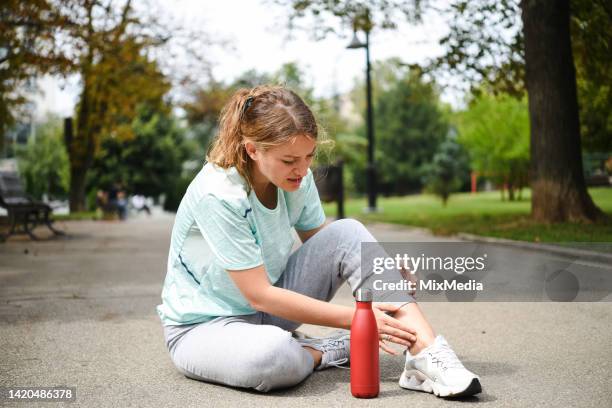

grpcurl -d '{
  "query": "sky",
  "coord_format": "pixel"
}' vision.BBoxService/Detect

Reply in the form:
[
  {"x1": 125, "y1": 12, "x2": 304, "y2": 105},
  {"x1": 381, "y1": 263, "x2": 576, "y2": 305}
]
[{"x1": 36, "y1": 0, "x2": 461, "y2": 120}]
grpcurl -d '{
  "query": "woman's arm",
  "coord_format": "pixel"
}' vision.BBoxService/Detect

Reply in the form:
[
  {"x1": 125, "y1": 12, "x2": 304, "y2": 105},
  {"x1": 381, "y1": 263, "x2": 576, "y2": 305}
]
[
  {"x1": 227, "y1": 265, "x2": 417, "y2": 349},
  {"x1": 228, "y1": 265, "x2": 353, "y2": 329}
]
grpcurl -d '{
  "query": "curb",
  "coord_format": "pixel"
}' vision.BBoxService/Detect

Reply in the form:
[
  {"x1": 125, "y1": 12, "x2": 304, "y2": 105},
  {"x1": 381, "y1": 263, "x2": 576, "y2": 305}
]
[{"x1": 456, "y1": 232, "x2": 612, "y2": 264}]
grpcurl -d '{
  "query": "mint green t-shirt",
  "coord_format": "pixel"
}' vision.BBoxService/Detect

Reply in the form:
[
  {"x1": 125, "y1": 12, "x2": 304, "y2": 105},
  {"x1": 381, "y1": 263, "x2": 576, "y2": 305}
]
[{"x1": 156, "y1": 163, "x2": 326, "y2": 326}]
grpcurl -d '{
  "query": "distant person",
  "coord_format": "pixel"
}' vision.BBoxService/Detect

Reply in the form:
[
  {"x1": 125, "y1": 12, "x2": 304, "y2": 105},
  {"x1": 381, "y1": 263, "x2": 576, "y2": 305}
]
[
  {"x1": 131, "y1": 194, "x2": 151, "y2": 216},
  {"x1": 156, "y1": 85, "x2": 482, "y2": 396},
  {"x1": 108, "y1": 183, "x2": 127, "y2": 220},
  {"x1": 116, "y1": 189, "x2": 127, "y2": 220}
]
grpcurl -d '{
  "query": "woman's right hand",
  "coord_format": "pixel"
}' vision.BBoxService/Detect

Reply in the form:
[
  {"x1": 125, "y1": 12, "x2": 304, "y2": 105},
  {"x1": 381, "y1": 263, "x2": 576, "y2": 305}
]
[{"x1": 372, "y1": 303, "x2": 417, "y2": 355}]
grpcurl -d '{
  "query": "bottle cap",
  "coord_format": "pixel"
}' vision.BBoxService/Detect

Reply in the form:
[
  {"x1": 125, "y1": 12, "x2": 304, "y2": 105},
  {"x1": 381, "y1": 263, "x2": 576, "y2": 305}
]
[{"x1": 355, "y1": 288, "x2": 373, "y2": 302}]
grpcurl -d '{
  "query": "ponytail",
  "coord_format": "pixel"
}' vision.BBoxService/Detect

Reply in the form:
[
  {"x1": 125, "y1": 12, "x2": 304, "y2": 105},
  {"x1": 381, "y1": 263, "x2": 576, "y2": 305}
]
[{"x1": 207, "y1": 88, "x2": 253, "y2": 186}]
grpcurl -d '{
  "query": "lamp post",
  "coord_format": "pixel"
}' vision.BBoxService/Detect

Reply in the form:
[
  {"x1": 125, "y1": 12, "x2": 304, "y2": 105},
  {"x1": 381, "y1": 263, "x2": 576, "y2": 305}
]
[{"x1": 347, "y1": 30, "x2": 377, "y2": 212}]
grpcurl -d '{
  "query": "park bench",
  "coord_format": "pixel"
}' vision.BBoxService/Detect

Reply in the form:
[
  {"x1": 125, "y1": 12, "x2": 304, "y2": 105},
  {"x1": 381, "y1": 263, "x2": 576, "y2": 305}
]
[
  {"x1": 312, "y1": 162, "x2": 345, "y2": 219},
  {"x1": 0, "y1": 171, "x2": 64, "y2": 241}
]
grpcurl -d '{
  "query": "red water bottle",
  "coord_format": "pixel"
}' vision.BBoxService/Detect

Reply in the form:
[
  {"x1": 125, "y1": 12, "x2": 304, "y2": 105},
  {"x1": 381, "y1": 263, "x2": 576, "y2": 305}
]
[{"x1": 350, "y1": 288, "x2": 379, "y2": 398}]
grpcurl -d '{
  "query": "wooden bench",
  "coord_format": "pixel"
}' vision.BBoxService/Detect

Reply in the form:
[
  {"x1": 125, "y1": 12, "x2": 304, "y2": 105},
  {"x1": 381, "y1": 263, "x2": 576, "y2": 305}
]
[
  {"x1": 312, "y1": 162, "x2": 345, "y2": 219},
  {"x1": 0, "y1": 171, "x2": 64, "y2": 241}
]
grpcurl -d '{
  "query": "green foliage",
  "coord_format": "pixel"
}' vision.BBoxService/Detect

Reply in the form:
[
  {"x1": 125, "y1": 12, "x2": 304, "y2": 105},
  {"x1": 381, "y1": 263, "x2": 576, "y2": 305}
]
[
  {"x1": 277, "y1": 0, "x2": 426, "y2": 38},
  {"x1": 571, "y1": 0, "x2": 612, "y2": 152},
  {"x1": 0, "y1": 0, "x2": 73, "y2": 147},
  {"x1": 88, "y1": 105, "x2": 188, "y2": 199},
  {"x1": 182, "y1": 80, "x2": 234, "y2": 159},
  {"x1": 81, "y1": 38, "x2": 171, "y2": 146},
  {"x1": 16, "y1": 115, "x2": 69, "y2": 199},
  {"x1": 322, "y1": 187, "x2": 612, "y2": 242},
  {"x1": 423, "y1": 137, "x2": 468, "y2": 205},
  {"x1": 279, "y1": 0, "x2": 609, "y2": 154},
  {"x1": 3, "y1": 0, "x2": 211, "y2": 210},
  {"x1": 9, "y1": 1, "x2": 177, "y2": 210},
  {"x1": 162, "y1": 171, "x2": 196, "y2": 213},
  {"x1": 370, "y1": 61, "x2": 450, "y2": 194},
  {"x1": 271, "y1": 62, "x2": 315, "y2": 104},
  {"x1": 185, "y1": 61, "x2": 466, "y2": 198},
  {"x1": 275, "y1": 0, "x2": 607, "y2": 222},
  {"x1": 433, "y1": 0, "x2": 610, "y2": 152},
  {"x1": 455, "y1": 92, "x2": 529, "y2": 199},
  {"x1": 431, "y1": 0, "x2": 525, "y2": 97},
  {"x1": 582, "y1": 152, "x2": 611, "y2": 177}
]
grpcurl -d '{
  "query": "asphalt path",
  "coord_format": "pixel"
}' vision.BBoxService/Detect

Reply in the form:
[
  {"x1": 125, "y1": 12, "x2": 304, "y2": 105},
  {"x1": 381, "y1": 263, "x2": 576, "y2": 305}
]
[{"x1": 1, "y1": 218, "x2": 610, "y2": 407}]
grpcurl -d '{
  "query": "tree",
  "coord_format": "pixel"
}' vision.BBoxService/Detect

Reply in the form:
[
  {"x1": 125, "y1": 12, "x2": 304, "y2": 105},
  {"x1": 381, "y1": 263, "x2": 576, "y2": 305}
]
[
  {"x1": 456, "y1": 92, "x2": 530, "y2": 200},
  {"x1": 67, "y1": 42, "x2": 169, "y2": 211},
  {"x1": 430, "y1": 0, "x2": 525, "y2": 97},
  {"x1": 423, "y1": 137, "x2": 467, "y2": 206},
  {"x1": 430, "y1": 0, "x2": 606, "y2": 220},
  {"x1": 16, "y1": 115, "x2": 69, "y2": 199},
  {"x1": 0, "y1": 0, "x2": 73, "y2": 148},
  {"x1": 373, "y1": 64, "x2": 449, "y2": 194},
  {"x1": 88, "y1": 104, "x2": 188, "y2": 198},
  {"x1": 570, "y1": 0, "x2": 612, "y2": 152},
  {"x1": 433, "y1": 0, "x2": 610, "y2": 153},
  {"x1": 276, "y1": 0, "x2": 426, "y2": 38},
  {"x1": 64, "y1": 1, "x2": 175, "y2": 212},
  {"x1": 3, "y1": 0, "x2": 211, "y2": 211},
  {"x1": 277, "y1": 0, "x2": 607, "y2": 222},
  {"x1": 2, "y1": 1, "x2": 169, "y2": 210},
  {"x1": 521, "y1": 0, "x2": 603, "y2": 222},
  {"x1": 182, "y1": 80, "x2": 234, "y2": 160}
]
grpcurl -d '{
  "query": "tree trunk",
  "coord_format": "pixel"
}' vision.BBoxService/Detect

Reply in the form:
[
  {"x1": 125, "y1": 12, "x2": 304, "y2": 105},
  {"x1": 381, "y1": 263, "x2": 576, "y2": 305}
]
[
  {"x1": 69, "y1": 168, "x2": 88, "y2": 212},
  {"x1": 521, "y1": 0, "x2": 604, "y2": 222},
  {"x1": 67, "y1": 65, "x2": 97, "y2": 213},
  {"x1": 64, "y1": 117, "x2": 85, "y2": 213}
]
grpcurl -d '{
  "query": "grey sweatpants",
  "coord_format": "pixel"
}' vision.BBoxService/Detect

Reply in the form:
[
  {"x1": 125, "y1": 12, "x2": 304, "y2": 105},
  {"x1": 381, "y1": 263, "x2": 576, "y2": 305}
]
[{"x1": 162, "y1": 219, "x2": 414, "y2": 392}]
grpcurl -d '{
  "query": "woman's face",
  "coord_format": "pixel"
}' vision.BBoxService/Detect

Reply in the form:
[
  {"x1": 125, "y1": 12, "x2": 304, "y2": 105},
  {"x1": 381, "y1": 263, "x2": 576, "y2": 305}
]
[{"x1": 246, "y1": 134, "x2": 316, "y2": 192}]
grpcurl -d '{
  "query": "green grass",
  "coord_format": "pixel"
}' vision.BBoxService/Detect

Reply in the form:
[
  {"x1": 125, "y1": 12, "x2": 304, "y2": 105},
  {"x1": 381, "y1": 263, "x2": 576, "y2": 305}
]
[
  {"x1": 54, "y1": 211, "x2": 98, "y2": 221},
  {"x1": 323, "y1": 187, "x2": 612, "y2": 242}
]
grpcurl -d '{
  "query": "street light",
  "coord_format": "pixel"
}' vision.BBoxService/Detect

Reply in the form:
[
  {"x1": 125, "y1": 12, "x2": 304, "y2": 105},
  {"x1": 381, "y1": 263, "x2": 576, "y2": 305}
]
[{"x1": 347, "y1": 29, "x2": 378, "y2": 212}]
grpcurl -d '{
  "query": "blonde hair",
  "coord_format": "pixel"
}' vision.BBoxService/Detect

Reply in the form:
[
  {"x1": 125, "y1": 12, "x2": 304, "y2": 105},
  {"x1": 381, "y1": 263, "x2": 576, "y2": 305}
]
[{"x1": 207, "y1": 85, "x2": 319, "y2": 189}]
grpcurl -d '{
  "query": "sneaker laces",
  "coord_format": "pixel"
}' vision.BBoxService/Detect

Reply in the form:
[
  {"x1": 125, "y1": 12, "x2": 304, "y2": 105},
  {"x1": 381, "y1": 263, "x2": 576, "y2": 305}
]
[
  {"x1": 319, "y1": 338, "x2": 350, "y2": 369},
  {"x1": 428, "y1": 342, "x2": 465, "y2": 371},
  {"x1": 300, "y1": 335, "x2": 350, "y2": 370}
]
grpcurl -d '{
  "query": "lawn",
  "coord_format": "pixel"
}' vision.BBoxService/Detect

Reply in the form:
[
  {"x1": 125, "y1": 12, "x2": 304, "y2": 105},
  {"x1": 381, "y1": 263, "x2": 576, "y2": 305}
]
[
  {"x1": 54, "y1": 211, "x2": 98, "y2": 221},
  {"x1": 322, "y1": 187, "x2": 612, "y2": 243}
]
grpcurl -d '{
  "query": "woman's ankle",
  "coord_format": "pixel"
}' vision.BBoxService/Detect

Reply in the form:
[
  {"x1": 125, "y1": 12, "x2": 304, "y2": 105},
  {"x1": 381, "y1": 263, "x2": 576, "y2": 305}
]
[
  {"x1": 302, "y1": 346, "x2": 323, "y2": 368},
  {"x1": 408, "y1": 334, "x2": 436, "y2": 355}
]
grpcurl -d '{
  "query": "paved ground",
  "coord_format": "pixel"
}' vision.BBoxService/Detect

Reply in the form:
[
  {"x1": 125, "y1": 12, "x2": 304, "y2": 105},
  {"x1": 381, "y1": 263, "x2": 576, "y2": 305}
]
[{"x1": 1, "y1": 217, "x2": 611, "y2": 407}]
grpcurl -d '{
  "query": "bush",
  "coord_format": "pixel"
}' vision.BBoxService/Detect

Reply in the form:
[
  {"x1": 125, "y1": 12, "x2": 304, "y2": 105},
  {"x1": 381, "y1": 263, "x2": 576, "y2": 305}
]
[
  {"x1": 16, "y1": 116, "x2": 69, "y2": 200},
  {"x1": 423, "y1": 137, "x2": 468, "y2": 206},
  {"x1": 162, "y1": 175, "x2": 194, "y2": 213}
]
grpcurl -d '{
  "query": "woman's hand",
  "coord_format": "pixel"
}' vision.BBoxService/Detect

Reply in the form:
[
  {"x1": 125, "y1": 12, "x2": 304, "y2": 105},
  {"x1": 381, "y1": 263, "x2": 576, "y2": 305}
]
[{"x1": 372, "y1": 303, "x2": 417, "y2": 355}]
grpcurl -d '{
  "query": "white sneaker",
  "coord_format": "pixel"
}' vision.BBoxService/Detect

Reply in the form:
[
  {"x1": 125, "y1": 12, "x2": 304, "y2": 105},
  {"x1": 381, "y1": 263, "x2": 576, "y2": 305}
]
[
  {"x1": 298, "y1": 332, "x2": 350, "y2": 371},
  {"x1": 399, "y1": 335, "x2": 482, "y2": 398}
]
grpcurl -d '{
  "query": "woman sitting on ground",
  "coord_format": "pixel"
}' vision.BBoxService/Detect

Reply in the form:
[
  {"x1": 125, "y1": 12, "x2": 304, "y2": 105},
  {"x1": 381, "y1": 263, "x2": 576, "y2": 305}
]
[{"x1": 157, "y1": 85, "x2": 482, "y2": 398}]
